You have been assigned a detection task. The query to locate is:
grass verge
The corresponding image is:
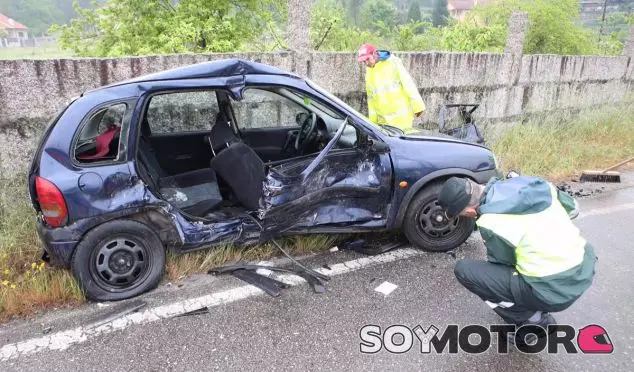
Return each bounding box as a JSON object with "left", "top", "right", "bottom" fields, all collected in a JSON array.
[
  {"left": 0, "top": 176, "right": 346, "bottom": 322},
  {"left": 491, "top": 105, "right": 634, "bottom": 181},
  {"left": 1, "top": 105, "right": 633, "bottom": 323}
]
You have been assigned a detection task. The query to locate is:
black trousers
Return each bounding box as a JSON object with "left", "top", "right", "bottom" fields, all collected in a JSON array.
[{"left": 454, "top": 259, "right": 578, "bottom": 325}]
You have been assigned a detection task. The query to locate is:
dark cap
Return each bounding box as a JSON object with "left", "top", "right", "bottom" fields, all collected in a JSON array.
[{"left": 437, "top": 177, "right": 472, "bottom": 219}]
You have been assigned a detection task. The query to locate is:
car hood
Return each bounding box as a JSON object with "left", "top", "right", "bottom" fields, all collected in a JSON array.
[{"left": 396, "top": 129, "right": 488, "bottom": 148}]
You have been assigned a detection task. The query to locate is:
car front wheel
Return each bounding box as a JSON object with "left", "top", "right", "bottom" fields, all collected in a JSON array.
[
  {"left": 71, "top": 219, "right": 165, "bottom": 301},
  {"left": 403, "top": 180, "right": 475, "bottom": 252}
]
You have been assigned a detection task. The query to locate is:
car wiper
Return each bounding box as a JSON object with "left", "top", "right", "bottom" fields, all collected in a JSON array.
[{"left": 379, "top": 124, "right": 403, "bottom": 136}]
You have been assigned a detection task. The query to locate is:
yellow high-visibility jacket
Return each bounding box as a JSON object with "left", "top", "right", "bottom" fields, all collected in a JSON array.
[{"left": 365, "top": 51, "right": 425, "bottom": 133}]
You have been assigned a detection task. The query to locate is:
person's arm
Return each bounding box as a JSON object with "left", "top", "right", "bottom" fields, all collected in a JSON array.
[
  {"left": 367, "top": 87, "right": 378, "bottom": 124},
  {"left": 478, "top": 226, "right": 517, "bottom": 267},
  {"left": 556, "top": 188, "right": 580, "bottom": 220},
  {"left": 394, "top": 58, "right": 425, "bottom": 115}
]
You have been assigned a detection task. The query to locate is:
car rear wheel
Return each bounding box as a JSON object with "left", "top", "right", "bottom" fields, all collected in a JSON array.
[
  {"left": 403, "top": 180, "right": 475, "bottom": 252},
  {"left": 72, "top": 219, "right": 165, "bottom": 301}
]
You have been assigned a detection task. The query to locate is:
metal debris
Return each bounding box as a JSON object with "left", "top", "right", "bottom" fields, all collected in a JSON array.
[
  {"left": 87, "top": 300, "right": 147, "bottom": 329},
  {"left": 175, "top": 307, "right": 210, "bottom": 317}
]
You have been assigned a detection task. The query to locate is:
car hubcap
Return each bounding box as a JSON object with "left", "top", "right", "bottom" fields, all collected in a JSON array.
[
  {"left": 417, "top": 199, "right": 460, "bottom": 239},
  {"left": 94, "top": 238, "right": 147, "bottom": 288}
]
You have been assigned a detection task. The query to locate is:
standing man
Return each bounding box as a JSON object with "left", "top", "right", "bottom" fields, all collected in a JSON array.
[
  {"left": 437, "top": 175, "right": 597, "bottom": 344},
  {"left": 357, "top": 43, "right": 425, "bottom": 134}
]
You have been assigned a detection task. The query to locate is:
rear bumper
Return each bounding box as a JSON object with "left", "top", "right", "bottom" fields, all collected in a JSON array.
[{"left": 36, "top": 216, "right": 79, "bottom": 268}]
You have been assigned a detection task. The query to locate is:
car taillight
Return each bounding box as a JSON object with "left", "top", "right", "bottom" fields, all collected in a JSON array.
[{"left": 35, "top": 177, "right": 68, "bottom": 227}]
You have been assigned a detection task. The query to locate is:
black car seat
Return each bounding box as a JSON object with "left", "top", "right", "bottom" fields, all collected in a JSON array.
[
  {"left": 137, "top": 137, "right": 223, "bottom": 216},
  {"left": 209, "top": 111, "right": 242, "bottom": 156},
  {"left": 209, "top": 142, "right": 265, "bottom": 211}
]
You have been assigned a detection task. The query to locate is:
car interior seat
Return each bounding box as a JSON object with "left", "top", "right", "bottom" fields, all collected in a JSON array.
[
  {"left": 77, "top": 125, "right": 121, "bottom": 160},
  {"left": 209, "top": 142, "right": 265, "bottom": 211},
  {"left": 137, "top": 136, "right": 223, "bottom": 217},
  {"left": 208, "top": 111, "right": 242, "bottom": 156}
]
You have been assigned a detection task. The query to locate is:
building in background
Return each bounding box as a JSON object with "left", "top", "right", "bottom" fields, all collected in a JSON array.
[
  {"left": 0, "top": 12, "right": 29, "bottom": 48},
  {"left": 447, "top": 0, "right": 498, "bottom": 20}
]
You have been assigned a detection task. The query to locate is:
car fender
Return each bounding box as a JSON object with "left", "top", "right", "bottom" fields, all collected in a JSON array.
[{"left": 393, "top": 167, "right": 498, "bottom": 228}]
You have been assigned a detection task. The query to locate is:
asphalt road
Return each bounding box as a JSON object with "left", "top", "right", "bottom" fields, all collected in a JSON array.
[{"left": 1, "top": 176, "right": 633, "bottom": 372}]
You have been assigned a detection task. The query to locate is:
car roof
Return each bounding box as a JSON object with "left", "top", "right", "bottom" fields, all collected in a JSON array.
[{"left": 83, "top": 58, "right": 301, "bottom": 95}]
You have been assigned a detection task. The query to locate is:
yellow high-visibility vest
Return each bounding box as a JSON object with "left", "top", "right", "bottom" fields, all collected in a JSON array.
[{"left": 365, "top": 55, "right": 425, "bottom": 133}]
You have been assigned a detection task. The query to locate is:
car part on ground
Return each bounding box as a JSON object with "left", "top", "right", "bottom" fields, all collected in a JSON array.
[{"left": 230, "top": 269, "right": 290, "bottom": 297}]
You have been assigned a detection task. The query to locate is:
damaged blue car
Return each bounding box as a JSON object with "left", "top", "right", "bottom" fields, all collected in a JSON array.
[{"left": 28, "top": 59, "right": 502, "bottom": 301}]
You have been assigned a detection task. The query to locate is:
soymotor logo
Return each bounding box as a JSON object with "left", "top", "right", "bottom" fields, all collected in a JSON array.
[{"left": 359, "top": 324, "right": 614, "bottom": 354}]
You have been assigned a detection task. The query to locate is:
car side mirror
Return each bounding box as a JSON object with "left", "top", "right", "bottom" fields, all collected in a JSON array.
[{"left": 369, "top": 139, "right": 389, "bottom": 153}]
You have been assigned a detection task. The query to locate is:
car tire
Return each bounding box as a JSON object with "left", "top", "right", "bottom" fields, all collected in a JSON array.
[
  {"left": 402, "top": 180, "right": 475, "bottom": 252},
  {"left": 71, "top": 219, "right": 165, "bottom": 301}
]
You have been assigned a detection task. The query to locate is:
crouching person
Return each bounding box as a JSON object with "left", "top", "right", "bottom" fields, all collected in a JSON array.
[{"left": 437, "top": 176, "right": 597, "bottom": 343}]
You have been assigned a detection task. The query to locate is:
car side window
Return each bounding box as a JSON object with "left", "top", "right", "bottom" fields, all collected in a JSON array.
[
  {"left": 146, "top": 91, "right": 220, "bottom": 134},
  {"left": 233, "top": 89, "right": 305, "bottom": 129},
  {"left": 74, "top": 103, "right": 128, "bottom": 164}
]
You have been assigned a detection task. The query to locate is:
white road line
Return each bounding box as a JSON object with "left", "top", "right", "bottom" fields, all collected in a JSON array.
[
  {"left": 0, "top": 247, "right": 426, "bottom": 362},
  {"left": 576, "top": 202, "right": 634, "bottom": 220},
  {"left": 2, "top": 200, "right": 632, "bottom": 362}
]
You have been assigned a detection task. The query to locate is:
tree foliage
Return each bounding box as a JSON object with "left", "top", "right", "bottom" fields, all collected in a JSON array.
[
  {"left": 468, "top": 0, "right": 600, "bottom": 55},
  {"left": 311, "top": 0, "right": 381, "bottom": 51},
  {"left": 407, "top": 1, "right": 422, "bottom": 23},
  {"left": 49, "top": 0, "right": 285, "bottom": 57},
  {"left": 360, "top": 0, "right": 399, "bottom": 32},
  {"left": 432, "top": 0, "right": 449, "bottom": 27},
  {"left": 0, "top": 0, "right": 99, "bottom": 35}
]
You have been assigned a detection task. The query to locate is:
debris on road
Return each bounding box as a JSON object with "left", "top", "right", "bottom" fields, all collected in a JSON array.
[
  {"left": 175, "top": 307, "right": 210, "bottom": 317},
  {"left": 42, "top": 327, "right": 52, "bottom": 335},
  {"left": 329, "top": 246, "right": 339, "bottom": 252},
  {"left": 342, "top": 235, "right": 405, "bottom": 256},
  {"left": 209, "top": 262, "right": 328, "bottom": 295},
  {"left": 87, "top": 300, "right": 147, "bottom": 329},
  {"left": 374, "top": 281, "right": 398, "bottom": 296},
  {"left": 230, "top": 269, "right": 289, "bottom": 297}
]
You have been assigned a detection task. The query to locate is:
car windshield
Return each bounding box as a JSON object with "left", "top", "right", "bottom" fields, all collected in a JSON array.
[{"left": 305, "top": 79, "right": 396, "bottom": 136}]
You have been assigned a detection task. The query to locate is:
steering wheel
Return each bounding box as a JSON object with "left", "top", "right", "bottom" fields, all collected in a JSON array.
[{"left": 295, "top": 112, "right": 317, "bottom": 153}]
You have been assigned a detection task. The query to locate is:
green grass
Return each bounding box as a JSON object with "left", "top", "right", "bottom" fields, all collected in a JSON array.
[
  {"left": 1, "top": 105, "right": 633, "bottom": 322},
  {"left": 0, "top": 44, "right": 73, "bottom": 60},
  {"left": 0, "top": 176, "right": 342, "bottom": 322},
  {"left": 491, "top": 105, "right": 634, "bottom": 181}
]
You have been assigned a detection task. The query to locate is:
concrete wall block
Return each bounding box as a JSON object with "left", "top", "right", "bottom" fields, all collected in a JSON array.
[
  {"left": 399, "top": 52, "right": 510, "bottom": 89},
  {"left": 504, "top": 86, "right": 525, "bottom": 118},
  {"left": 309, "top": 53, "right": 364, "bottom": 95}
]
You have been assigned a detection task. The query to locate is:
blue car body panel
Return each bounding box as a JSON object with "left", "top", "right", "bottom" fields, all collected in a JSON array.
[{"left": 28, "top": 59, "right": 501, "bottom": 268}]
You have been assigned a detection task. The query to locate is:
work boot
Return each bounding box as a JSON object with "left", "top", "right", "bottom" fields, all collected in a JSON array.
[{"left": 509, "top": 313, "right": 557, "bottom": 347}]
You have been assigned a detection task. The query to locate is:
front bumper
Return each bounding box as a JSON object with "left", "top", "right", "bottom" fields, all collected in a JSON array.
[{"left": 36, "top": 216, "right": 79, "bottom": 268}]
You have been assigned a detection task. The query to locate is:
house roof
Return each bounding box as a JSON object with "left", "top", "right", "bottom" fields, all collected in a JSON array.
[{"left": 0, "top": 12, "right": 28, "bottom": 30}]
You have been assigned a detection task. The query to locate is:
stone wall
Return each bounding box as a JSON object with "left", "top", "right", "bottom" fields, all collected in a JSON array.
[{"left": 1, "top": 31, "right": 634, "bottom": 177}]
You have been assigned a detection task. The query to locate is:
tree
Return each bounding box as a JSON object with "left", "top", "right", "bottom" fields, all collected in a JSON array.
[
  {"left": 407, "top": 1, "right": 422, "bottom": 23},
  {"left": 48, "top": 0, "right": 285, "bottom": 57},
  {"left": 310, "top": 0, "right": 381, "bottom": 51},
  {"left": 360, "top": 0, "right": 399, "bottom": 32},
  {"left": 0, "top": 0, "right": 101, "bottom": 35},
  {"left": 470, "top": 0, "right": 600, "bottom": 55},
  {"left": 432, "top": 0, "right": 449, "bottom": 27}
]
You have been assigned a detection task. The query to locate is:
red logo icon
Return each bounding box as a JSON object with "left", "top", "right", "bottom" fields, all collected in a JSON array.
[{"left": 577, "top": 325, "right": 614, "bottom": 354}]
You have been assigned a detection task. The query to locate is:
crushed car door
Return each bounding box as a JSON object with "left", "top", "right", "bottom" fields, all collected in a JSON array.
[{"left": 260, "top": 118, "right": 393, "bottom": 235}]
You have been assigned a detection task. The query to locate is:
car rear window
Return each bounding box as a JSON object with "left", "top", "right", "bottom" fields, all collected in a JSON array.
[{"left": 73, "top": 103, "right": 128, "bottom": 164}]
